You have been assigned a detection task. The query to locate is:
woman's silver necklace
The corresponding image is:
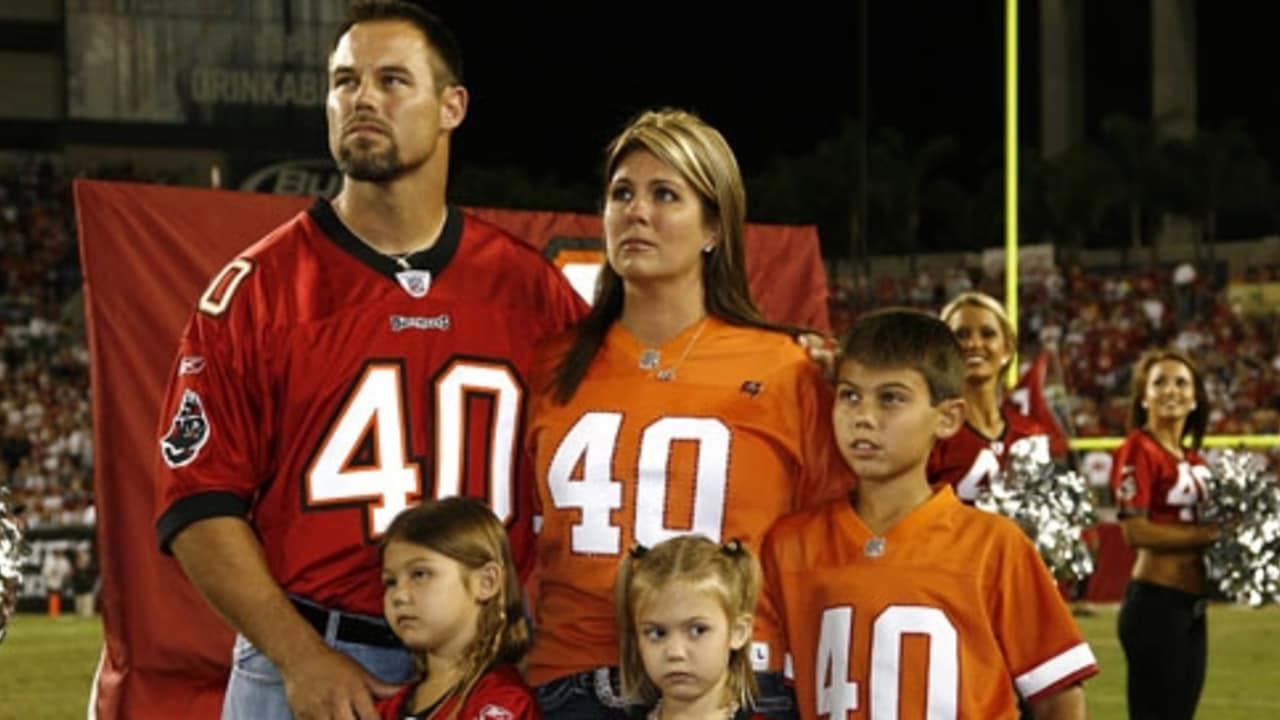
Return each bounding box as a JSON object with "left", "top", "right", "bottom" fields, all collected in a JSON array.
[{"left": 638, "top": 318, "right": 708, "bottom": 382}]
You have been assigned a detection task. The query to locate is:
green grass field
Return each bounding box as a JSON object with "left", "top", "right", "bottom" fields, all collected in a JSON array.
[{"left": 3, "top": 605, "right": 1279, "bottom": 718}]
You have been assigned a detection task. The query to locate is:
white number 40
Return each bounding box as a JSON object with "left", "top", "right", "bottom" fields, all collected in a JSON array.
[
  {"left": 816, "top": 605, "right": 958, "bottom": 719},
  {"left": 547, "top": 411, "right": 731, "bottom": 553},
  {"left": 304, "top": 360, "right": 521, "bottom": 538}
]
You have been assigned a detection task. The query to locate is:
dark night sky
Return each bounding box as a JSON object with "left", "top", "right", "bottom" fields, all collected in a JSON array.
[{"left": 422, "top": 2, "right": 1280, "bottom": 208}]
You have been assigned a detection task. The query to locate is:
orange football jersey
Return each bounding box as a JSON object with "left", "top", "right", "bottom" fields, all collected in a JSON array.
[
  {"left": 526, "top": 317, "right": 853, "bottom": 685},
  {"left": 760, "top": 486, "right": 1098, "bottom": 719}
]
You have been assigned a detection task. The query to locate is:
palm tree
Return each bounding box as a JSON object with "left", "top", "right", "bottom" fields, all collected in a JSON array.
[
  {"left": 1029, "top": 142, "right": 1116, "bottom": 265},
  {"left": 751, "top": 117, "right": 866, "bottom": 262},
  {"left": 867, "top": 128, "right": 956, "bottom": 274},
  {"left": 1094, "top": 114, "right": 1171, "bottom": 263},
  {"left": 1163, "top": 122, "right": 1271, "bottom": 261}
]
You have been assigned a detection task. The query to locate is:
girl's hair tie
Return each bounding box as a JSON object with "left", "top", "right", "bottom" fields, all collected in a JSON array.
[{"left": 721, "top": 538, "right": 744, "bottom": 556}]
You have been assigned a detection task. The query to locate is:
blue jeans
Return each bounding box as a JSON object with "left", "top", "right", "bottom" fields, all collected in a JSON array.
[
  {"left": 535, "top": 668, "right": 796, "bottom": 720},
  {"left": 754, "top": 671, "right": 798, "bottom": 720},
  {"left": 221, "top": 610, "right": 415, "bottom": 720}
]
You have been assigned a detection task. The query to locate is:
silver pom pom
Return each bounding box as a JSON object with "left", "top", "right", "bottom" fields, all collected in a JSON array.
[
  {"left": 0, "top": 487, "right": 32, "bottom": 644},
  {"left": 1201, "top": 450, "right": 1280, "bottom": 607},
  {"left": 974, "top": 436, "right": 1098, "bottom": 583}
]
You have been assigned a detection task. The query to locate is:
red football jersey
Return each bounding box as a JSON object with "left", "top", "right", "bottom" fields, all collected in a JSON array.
[
  {"left": 1111, "top": 429, "right": 1210, "bottom": 524},
  {"left": 377, "top": 664, "right": 540, "bottom": 719},
  {"left": 525, "top": 318, "right": 854, "bottom": 685},
  {"left": 759, "top": 487, "right": 1098, "bottom": 719},
  {"left": 927, "top": 409, "right": 1050, "bottom": 503},
  {"left": 154, "top": 200, "right": 586, "bottom": 615}
]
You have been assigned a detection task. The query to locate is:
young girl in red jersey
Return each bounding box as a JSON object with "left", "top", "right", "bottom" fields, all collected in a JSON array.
[
  {"left": 930, "top": 291, "right": 1053, "bottom": 502},
  {"left": 616, "top": 535, "right": 769, "bottom": 720},
  {"left": 1112, "top": 348, "right": 1219, "bottom": 720},
  {"left": 377, "top": 497, "right": 539, "bottom": 719}
]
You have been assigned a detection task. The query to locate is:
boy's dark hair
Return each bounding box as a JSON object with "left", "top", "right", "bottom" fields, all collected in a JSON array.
[
  {"left": 329, "top": 1, "right": 464, "bottom": 87},
  {"left": 839, "top": 308, "right": 966, "bottom": 403}
]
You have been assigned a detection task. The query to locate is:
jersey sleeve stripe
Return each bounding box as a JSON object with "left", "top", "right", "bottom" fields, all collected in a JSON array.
[
  {"left": 155, "top": 490, "right": 250, "bottom": 553},
  {"left": 1014, "top": 642, "right": 1099, "bottom": 700}
]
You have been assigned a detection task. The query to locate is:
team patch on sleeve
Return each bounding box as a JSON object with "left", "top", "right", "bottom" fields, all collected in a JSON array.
[
  {"left": 178, "top": 355, "right": 206, "bottom": 375},
  {"left": 161, "top": 389, "right": 211, "bottom": 468},
  {"left": 477, "top": 705, "right": 514, "bottom": 719},
  {"left": 1117, "top": 466, "right": 1138, "bottom": 502}
]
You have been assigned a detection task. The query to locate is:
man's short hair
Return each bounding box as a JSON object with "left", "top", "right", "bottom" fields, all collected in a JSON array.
[
  {"left": 839, "top": 308, "right": 966, "bottom": 404},
  {"left": 329, "top": 1, "right": 464, "bottom": 87}
]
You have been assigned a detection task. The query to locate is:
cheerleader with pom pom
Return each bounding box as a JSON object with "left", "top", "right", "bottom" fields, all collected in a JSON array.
[
  {"left": 1111, "top": 348, "right": 1220, "bottom": 720},
  {"left": 929, "top": 292, "right": 1054, "bottom": 503}
]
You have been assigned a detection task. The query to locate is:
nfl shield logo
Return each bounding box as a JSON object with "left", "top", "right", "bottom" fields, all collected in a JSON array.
[
  {"left": 395, "top": 269, "right": 432, "bottom": 298},
  {"left": 864, "top": 537, "right": 887, "bottom": 557}
]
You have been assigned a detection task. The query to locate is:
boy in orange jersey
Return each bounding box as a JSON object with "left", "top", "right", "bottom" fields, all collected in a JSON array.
[{"left": 759, "top": 309, "right": 1096, "bottom": 719}]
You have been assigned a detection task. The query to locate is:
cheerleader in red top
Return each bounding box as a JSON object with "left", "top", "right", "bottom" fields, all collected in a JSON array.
[
  {"left": 616, "top": 535, "right": 771, "bottom": 720},
  {"left": 377, "top": 498, "right": 540, "bottom": 720},
  {"left": 1111, "top": 348, "right": 1219, "bottom": 720},
  {"left": 930, "top": 292, "right": 1052, "bottom": 503}
]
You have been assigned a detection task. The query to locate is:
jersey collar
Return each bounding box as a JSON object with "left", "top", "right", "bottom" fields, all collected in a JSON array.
[{"left": 308, "top": 197, "right": 463, "bottom": 279}]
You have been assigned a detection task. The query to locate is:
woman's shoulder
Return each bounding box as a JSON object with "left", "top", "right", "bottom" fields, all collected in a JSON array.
[
  {"left": 1115, "top": 428, "right": 1153, "bottom": 453},
  {"left": 709, "top": 319, "right": 811, "bottom": 366}
]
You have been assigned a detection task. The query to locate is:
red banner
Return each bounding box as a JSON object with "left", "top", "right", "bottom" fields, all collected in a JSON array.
[{"left": 75, "top": 180, "right": 829, "bottom": 719}]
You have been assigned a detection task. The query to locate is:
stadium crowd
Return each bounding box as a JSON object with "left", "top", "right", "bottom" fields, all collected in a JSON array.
[
  {"left": 831, "top": 262, "right": 1280, "bottom": 443},
  {"left": 1, "top": 156, "right": 94, "bottom": 532}
]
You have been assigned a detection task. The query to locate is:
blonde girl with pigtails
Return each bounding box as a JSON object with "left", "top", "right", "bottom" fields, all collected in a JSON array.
[{"left": 616, "top": 534, "right": 771, "bottom": 720}]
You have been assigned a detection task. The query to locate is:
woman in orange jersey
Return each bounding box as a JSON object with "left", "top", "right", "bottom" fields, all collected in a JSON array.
[
  {"left": 526, "top": 109, "right": 851, "bottom": 719},
  {"left": 1112, "top": 349, "right": 1218, "bottom": 720},
  {"left": 929, "top": 291, "right": 1052, "bottom": 503}
]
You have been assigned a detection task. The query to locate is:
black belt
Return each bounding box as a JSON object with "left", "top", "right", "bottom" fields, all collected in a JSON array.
[{"left": 291, "top": 598, "right": 403, "bottom": 649}]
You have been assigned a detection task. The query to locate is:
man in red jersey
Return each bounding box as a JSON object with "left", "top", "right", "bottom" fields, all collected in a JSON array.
[{"left": 153, "top": 3, "right": 584, "bottom": 719}]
